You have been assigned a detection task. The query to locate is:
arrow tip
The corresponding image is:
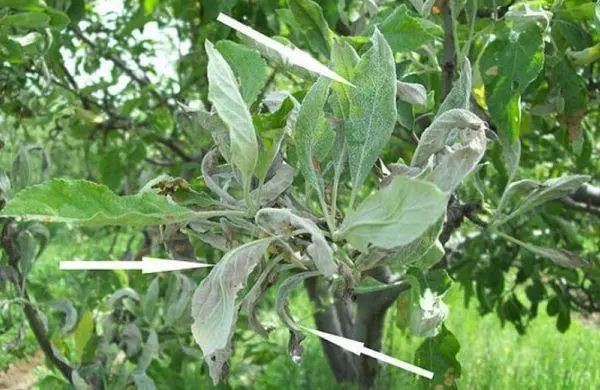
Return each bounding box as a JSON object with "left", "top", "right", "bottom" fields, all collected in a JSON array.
[
  {"left": 141, "top": 257, "right": 213, "bottom": 274},
  {"left": 300, "top": 326, "right": 364, "bottom": 356}
]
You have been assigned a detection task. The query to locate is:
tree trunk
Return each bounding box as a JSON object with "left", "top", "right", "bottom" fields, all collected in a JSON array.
[{"left": 305, "top": 267, "right": 409, "bottom": 389}]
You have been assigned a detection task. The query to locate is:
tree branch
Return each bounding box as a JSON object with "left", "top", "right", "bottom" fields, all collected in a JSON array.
[
  {"left": 1, "top": 220, "right": 73, "bottom": 384},
  {"left": 70, "top": 26, "right": 165, "bottom": 103}
]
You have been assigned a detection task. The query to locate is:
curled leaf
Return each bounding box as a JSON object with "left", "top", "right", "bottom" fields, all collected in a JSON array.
[{"left": 255, "top": 208, "right": 337, "bottom": 277}]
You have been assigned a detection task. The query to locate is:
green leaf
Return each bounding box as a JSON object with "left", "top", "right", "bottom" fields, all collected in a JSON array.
[
  {"left": 0, "top": 11, "right": 50, "bottom": 28},
  {"left": 338, "top": 176, "right": 446, "bottom": 252},
  {"left": 45, "top": 8, "right": 70, "bottom": 28},
  {"left": 1, "top": 179, "right": 197, "bottom": 226},
  {"left": 205, "top": 40, "right": 258, "bottom": 196},
  {"left": 288, "top": 0, "right": 333, "bottom": 57},
  {"left": 437, "top": 59, "right": 471, "bottom": 116},
  {"left": 74, "top": 310, "right": 94, "bottom": 363},
  {"left": 345, "top": 28, "right": 397, "bottom": 206},
  {"left": 99, "top": 149, "right": 123, "bottom": 191},
  {"left": 414, "top": 325, "right": 461, "bottom": 389},
  {"left": 143, "top": 0, "right": 159, "bottom": 15},
  {"left": 256, "top": 208, "right": 337, "bottom": 277},
  {"left": 191, "top": 238, "right": 274, "bottom": 384},
  {"left": 411, "top": 109, "right": 485, "bottom": 167},
  {"left": 480, "top": 22, "right": 545, "bottom": 143},
  {"left": 0, "top": 0, "right": 46, "bottom": 11},
  {"left": 377, "top": 5, "right": 442, "bottom": 53},
  {"left": 215, "top": 40, "right": 269, "bottom": 106},
  {"left": 295, "top": 77, "right": 332, "bottom": 198}
]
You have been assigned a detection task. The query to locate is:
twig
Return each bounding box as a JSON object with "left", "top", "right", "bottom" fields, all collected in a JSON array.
[
  {"left": 441, "top": 3, "right": 455, "bottom": 100},
  {"left": 70, "top": 26, "right": 165, "bottom": 103}
]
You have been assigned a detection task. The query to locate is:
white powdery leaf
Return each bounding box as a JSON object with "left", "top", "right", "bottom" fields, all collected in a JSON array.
[
  {"left": 339, "top": 176, "right": 446, "bottom": 252},
  {"left": 410, "top": 288, "right": 449, "bottom": 338},
  {"left": 190, "top": 238, "right": 274, "bottom": 384}
]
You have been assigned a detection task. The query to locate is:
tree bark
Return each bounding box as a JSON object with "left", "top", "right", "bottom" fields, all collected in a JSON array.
[
  {"left": 305, "top": 267, "right": 410, "bottom": 389},
  {"left": 304, "top": 278, "right": 359, "bottom": 382}
]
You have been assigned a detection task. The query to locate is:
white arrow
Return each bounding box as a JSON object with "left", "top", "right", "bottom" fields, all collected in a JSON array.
[
  {"left": 216, "top": 13, "right": 354, "bottom": 87},
  {"left": 301, "top": 326, "right": 434, "bottom": 379},
  {"left": 60, "top": 257, "right": 213, "bottom": 274}
]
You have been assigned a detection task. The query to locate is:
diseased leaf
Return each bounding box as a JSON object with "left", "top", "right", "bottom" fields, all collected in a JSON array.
[
  {"left": 135, "top": 329, "right": 159, "bottom": 373},
  {"left": 256, "top": 208, "right": 337, "bottom": 277},
  {"left": 17, "top": 230, "right": 36, "bottom": 277},
  {"left": 411, "top": 109, "right": 486, "bottom": 167},
  {"left": 205, "top": 40, "right": 258, "bottom": 194},
  {"left": 499, "top": 175, "right": 590, "bottom": 222},
  {"left": 414, "top": 325, "right": 461, "bottom": 389},
  {"left": 215, "top": 40, "right": 269, "bottom": 106},
  {"left": 201, "top": 149, "right": 237, "bottom": 204},
  {"left": 48, "top": 299, "right": 77, "bottom": 334},
  {"left": 141, "top": 277, "right": 160, "bottom": 322},
  {"left": 397, "top": 81, "right": 427, "bottom": 106},
  {"left": 165, "top": 274, "right": 192, "bottom": 327},
  {"left": 0, "top": 179, "right": 197, "bottom": 226},
  {"left": 123, "top": 324, "right": 143, "bottom": 357},
  {"left": 132, "top": 373, "right": 156, "bottom": 390},
  {"left": 330, "top": 39, "right": 359, "bottom": 118},
  {"left": 345, "top": 29, "right": 397, "bottom": 206},
  {"left": 426, "top": 127, "right": 487, "bottom": 193},
  {"left": 191, "top": 238, "right": 274, "bottom": 384},
  {"left": 338, "top": 176, "right": 446, "bottom": 252},
  {"left": 408, "top": 281, "right": 449, "bottom": 338},
  {"left": 295, "top": 77, "right": 332, "bottom": 198},
  {"left": 276, "top": 271, "right": 321, "bottom": 330},
  {"left": 497, "top": 231, "right": 590, "bottom": 269},
  {"left": 288, "top": 0, "right": 333, "bottom": 57},
  {"left": 480, "top": 22, "right": 545, "bottom": 143},
  {"left": 251, "top": 163, "right": 295, "bottom": 206},
  {"left": 377, "top": 5, "right": 442, "bottom": 53},
  {"left": 108, "top": 287, "right": 140, "bottom": 307},
  {"left": 438, "top": 59, "right": 471, "bottom": 116},
  {"left": 381, "top": 217, "right": 444, "bottom": 272},
  {"left": 71, "top": 371, "right": 91, "bottom": 390},
  {"left": 241, "top": 256, "right": 284, "bottom": 336}
]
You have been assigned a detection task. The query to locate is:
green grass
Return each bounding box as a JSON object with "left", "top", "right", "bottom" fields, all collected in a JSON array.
[
  {"left": 236, "top": 285, "right": 600, "bottom": 390},
  {"left": 2, "top": 232, "right": 600, "bottom": 389}
]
